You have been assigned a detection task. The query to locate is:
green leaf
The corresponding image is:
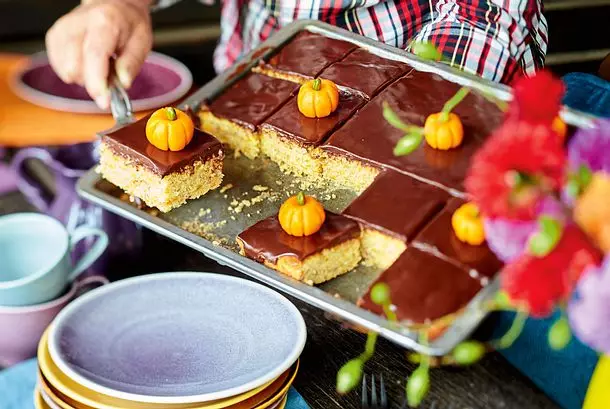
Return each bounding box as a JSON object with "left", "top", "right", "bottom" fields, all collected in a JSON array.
[
  {"left": 336, "top": 358, "right": 364, "bottom": 394},
  {"left": 548, "top": 316, "right": 572, "bottom": 351},
  {"left": 494, "top": 291, "right": 513, "bottom": 309},
  {"left": 406, "top": 366, "right": 430, "bottom": 407},
  {"left": 451, "top": 341, "right": 486, "bottom": 366},
  {"left": 394, "top": 134, "right": 423, "bottom": 156},
  {"left": 528, "top": 216, "right": 563, "bottom": 257},
  {"left": 383, "top": 101, "right": 411, "bottom": 131},
  {"left": 410, "top": 41, "right": 443, "bottom": 62}
]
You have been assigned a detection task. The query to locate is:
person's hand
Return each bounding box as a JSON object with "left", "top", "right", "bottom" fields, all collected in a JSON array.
[{"left": 45, "top": 0, "right": 153, "bottom": 109}]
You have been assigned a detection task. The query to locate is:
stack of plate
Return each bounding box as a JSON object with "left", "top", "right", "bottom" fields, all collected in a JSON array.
[{"left": 34, "top": 273, "right": 307, "bottom": 409}]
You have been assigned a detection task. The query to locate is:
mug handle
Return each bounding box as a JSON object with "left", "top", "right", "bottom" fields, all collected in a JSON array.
[
  {"left": 68, "top": 226, "right": 109, "bottom": 282},
  {"left": 10, "top": 148, "right": 55, "bottom": 212},
  {"left": 73, "top": 275, "right": 109, "bottom": 292}
]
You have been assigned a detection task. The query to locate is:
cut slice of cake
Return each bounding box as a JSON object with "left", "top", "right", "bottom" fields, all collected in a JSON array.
[
  {"left": 260, "top": 89, "right": 366, "bottom": 180},
  {"left": 98, "top": 110, "right": 224, "bottom": 213},
  {"left": 198, "top": 73, "right": 297, "bottom": 159},
  {"left": 358, "top": 247, "right": 483, "bottom": 326},
  {"left": 342, "top": 171, "right": 449, "bottom": 269},
  {"left": 237, "top": 211, "right": 362, "bottom": 285},
  {"left": 413, "top": 198, "right": 502, "bottom": 284},
  {"left": 253, "top": 31, "right": 357, "bottom": 83}
]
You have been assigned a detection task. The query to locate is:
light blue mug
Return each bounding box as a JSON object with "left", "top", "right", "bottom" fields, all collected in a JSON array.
[{"left": 0, "top": 213, "right": 109, "bottom": 307}]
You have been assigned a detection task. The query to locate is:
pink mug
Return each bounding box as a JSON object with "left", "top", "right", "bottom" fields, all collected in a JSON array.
[{"left": 0, "top": 275, "right": 108, "bottom": 367}]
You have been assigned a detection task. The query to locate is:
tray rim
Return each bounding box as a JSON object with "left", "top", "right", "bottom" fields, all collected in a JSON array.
[{"left": 81, "top": 19, "right": 597, "bottom": 356}]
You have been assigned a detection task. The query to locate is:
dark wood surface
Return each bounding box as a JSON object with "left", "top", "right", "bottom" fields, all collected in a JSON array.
[{"left": 0, "top": 188, "right": 560, "bottom": 409}]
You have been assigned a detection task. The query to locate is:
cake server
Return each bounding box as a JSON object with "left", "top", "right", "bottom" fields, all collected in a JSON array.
[{"left": 109, "top": 75, "right": 134, "bottom": 126}]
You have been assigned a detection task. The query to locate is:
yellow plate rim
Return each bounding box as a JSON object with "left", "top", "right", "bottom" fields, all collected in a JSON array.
[{"left": 38, "top": 328, "right": 290, "bottom": 409}]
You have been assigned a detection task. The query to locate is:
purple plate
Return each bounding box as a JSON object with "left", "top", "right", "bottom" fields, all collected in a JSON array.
[
  {"left": 47, "top": 273, "right": 306, "bottom": 404},
  {"left": 11, "top": 52, "right": 193, "bottom": 113}
]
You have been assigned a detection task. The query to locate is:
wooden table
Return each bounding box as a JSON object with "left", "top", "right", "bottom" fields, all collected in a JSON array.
[{"left": 0, "top": 188, "right": 559, "bottom": 409}]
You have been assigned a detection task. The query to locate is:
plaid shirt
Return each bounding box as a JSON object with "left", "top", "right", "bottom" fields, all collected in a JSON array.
[{"left": 212, "top": 0, "right": 547, "bottom": 84}]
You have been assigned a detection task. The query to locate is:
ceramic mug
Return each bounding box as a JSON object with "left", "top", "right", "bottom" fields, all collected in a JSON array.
[
  {"left": 10, "top": 145, "right": 143, "bottom": 276},
  {"left": 0, "top": 275, "right": 108, "bottom": 367},
  {"left": 0, "top": 213, "right": 108, "bottom": 306}
]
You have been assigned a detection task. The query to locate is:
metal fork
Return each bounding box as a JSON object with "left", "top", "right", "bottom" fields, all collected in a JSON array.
[{"left": 362, "top": 373, "right": 388, "bottom": 409}]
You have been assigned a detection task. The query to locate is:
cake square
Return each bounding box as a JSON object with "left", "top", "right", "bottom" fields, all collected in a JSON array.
[
  {"left": 237, "top": 212, "right": 362, "bottom": 285},
  {"left": 253, "top": 31, "right": 357, "bottom": 83},
  {"left": 260, "top": 90, "right": 367, "bottom": 178},
  {"left": 342, "top": 171, "right": 449, "bottom": 268},
  {"left": 99, "top": 114, "right": 224, "bottom": 213},
  {"left": 358, "top": 247, "right": 483, "bottom": 324},
  {"left": 320, "top": 71, "right": 503, "bottom": 193},
  {"left": 413, "top": 198, "right": 502, "bottom": 281},
  {"left": 199, "top": 73, "right": 297, "bottom": 158},
  {"left": 318, "top": 48, "right": 410, "bottom": 98}
]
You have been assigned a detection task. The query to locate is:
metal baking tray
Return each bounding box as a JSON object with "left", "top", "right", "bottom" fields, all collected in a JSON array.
[{"left": 77, "top": 20, "right": 595, "bottom": 356}]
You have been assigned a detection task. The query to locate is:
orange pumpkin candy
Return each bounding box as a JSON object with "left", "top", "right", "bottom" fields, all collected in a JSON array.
[
  {"left": 146, "top": 107, "right": 195, "bottom": 151},
  {"left": 424, "top": 112, "right": 464, "bottom": 150},
  {"left": 297, "top": 79, "right": 339, "bottom": 118},
  {"left": 451, "top": 202, "right": 486, "bottom": 246},
  {"left": 279, "top": 192, "right": 326, "bottom": 237}
]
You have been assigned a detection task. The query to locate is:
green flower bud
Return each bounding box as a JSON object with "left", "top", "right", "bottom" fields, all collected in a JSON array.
[
  {"left": 406, "top": 366, "right": 430, "bottom": 407},
  {"left": 370, "top": 283, "right": 391, "bottom": 306},
  {"left": 410, "top": 42, "right": 443, "bottom": 61},
  {"left": 336, "top": 358, "right": 364, "bottom": 394},
  {"left": 451, "top": 341, "right": 486, "bottom": 366},
  {"left": 548, "top": 316, "right": 572, "bottom": 351}
]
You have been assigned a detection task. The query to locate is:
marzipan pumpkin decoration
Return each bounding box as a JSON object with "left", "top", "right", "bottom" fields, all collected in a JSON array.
[
  {"left": 279, "top": 192, "right": 326, "bottom": 237},
  {"left": 297, "top": 78, "right": 339, "bottom": 118},
  {"left": 146, "top": 107, "right": 195, "bottom": 151},
  {"left": 424, "top": 113, "right": 464, "bottom": 150},
  {"left": 451, "top": 202, "right": 486, "bottom": 245}
]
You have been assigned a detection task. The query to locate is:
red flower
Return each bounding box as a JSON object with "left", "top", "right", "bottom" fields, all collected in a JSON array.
[
  {"left": 502, "top": 225, "right": 602, "bottom": 317},
  {"left": 466, "top": 120, "right": 566, "bottom": 220},
  {"left": 507, "top": 70, "right": 565, "bottom": 125}
]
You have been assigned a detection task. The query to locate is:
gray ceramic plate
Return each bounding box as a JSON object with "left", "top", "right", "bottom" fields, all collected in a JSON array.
[{"left": 48, "top": 273, "right": 306, "bottom": 404}]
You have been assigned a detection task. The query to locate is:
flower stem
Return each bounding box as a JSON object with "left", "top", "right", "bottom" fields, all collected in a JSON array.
[
  {"left": 440, "top": 87, "right": 470, "bottom": 120},
  {"left": 165, "top": 107, "right": 177, "bottom": 121},
  {"left": 383, "top": 101, "right": 424, "bottom": 133},
  {"left": 296, "top": 191, "right": 305, "bottom": 206},
  {"left": 492, "top": 310, "right": 528, "bottom": 349},
  {"left": 361, "top": 332, "right": 379, "bottom": 361},
  {"left": 312, "top": 78, "right": 322, "bottom": 91}
]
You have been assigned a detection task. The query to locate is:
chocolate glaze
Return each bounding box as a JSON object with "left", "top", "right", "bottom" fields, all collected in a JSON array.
[
  {"left": 103, "top": 114, "right": 222, "bottom": 177},
  {"left": 322, "top": 71, "right": 503, "bottom": 192},
  {"left": 238, "top": 212, "right": 361, "bottom": 263},
  {"left": 359, "top": 247, "right": 482, "bottom": 323},
  {"left": 261, "top": 91, "right": 367, "bottom": 146},
  {"left": 413, "top": 198, "right": 503, "bottom": 279},
  {"left": 319, "top": 49, "right": 409, "bottom": 98},
  {"left": 205, "top": 73, "right": 297, "bottom": 130},
  {"left": 262, "top": 31, "right": 357, "bottom": 78},
  {"left": 343, "top": 171, "right": 448, "bottom": 240}
]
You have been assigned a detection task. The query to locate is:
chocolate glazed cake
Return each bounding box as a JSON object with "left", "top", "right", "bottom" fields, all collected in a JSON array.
[
  {"left": 192, "top": 29, "right": 505, "bottom": 329},
  {"left": 98, "top": 113, "right": 224, "bottom": 213}
]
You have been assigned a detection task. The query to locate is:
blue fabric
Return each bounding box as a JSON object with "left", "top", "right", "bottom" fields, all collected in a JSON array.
[
  {"left": 0, "top": 359, "right": 309, "bottom": 409},
  {"left": 495, "top": 72, "right": 610, "bottom": 409},
  {"left": 563, "top": 73, "right": 610, "bottom": 118},
  {"left": 494, "top": 312, "right": 599, "bottom": 409}
]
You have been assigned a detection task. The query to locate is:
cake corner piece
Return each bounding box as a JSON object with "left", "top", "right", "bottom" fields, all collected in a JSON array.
[{"left": 98, "top": 112, "right": 225, "bottom": 213}]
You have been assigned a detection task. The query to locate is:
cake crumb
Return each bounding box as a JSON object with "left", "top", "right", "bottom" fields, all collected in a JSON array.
[
  {"left": 212, "top": 240, "right": 221, "bottom": 246},
  {"left": 230, "top": 216, "right": 236, "bottom": 221},
  {"left": 230, "top": 200, "right": 239, "bottom": 206},
  {"left": 305, "top": 280, "right": 314, "bottom": 286},
  {"left": 219, "top": 183, "right": 234, "bottom": 194},
  {"left": 223, "top": 194, "right": 228, "bottom": 199},
  {"left": 276, "top": 180, "right": 282, "bottom": 186},
  {"left": 198, "top": 208, "right": 212, "bottom": 217},
  {"left": 252, "top": 185, "right": 269, "bottom": 192},
  {"left": 247, "top": 213, "right": 251, "bottom": 217},
  {"left": 331, "top": 194, "right": 337, "bottom": 199}
]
